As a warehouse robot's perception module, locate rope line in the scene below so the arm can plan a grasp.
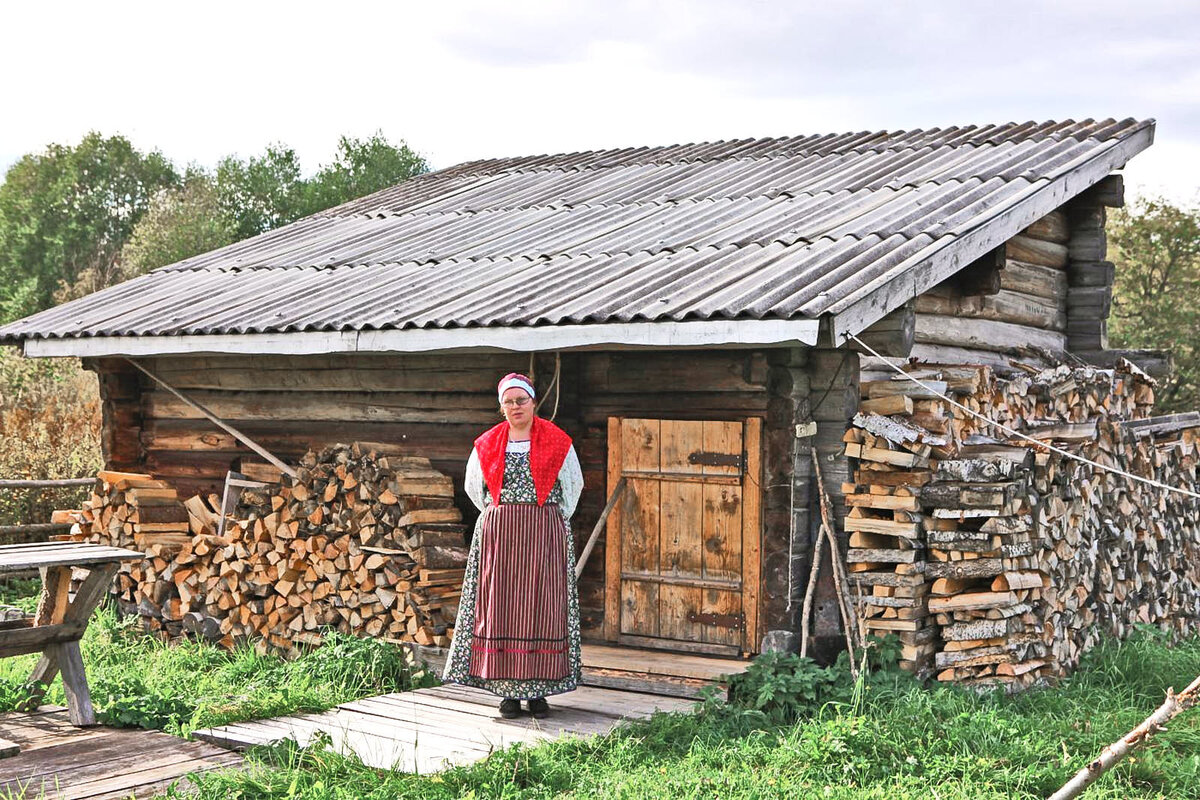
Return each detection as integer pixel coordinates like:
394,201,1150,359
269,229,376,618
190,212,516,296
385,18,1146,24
844,332,1200,501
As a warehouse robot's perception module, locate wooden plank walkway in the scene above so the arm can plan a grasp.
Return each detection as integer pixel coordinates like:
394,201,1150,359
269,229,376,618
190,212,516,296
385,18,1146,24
194,683,694,773
0,706,241,799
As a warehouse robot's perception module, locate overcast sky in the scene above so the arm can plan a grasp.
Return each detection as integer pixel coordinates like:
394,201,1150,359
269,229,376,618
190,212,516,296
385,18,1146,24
3,0,1198,203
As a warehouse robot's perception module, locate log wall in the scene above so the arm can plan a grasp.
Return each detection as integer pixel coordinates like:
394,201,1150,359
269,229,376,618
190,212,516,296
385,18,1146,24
85,347,809,650
862,175,1137,383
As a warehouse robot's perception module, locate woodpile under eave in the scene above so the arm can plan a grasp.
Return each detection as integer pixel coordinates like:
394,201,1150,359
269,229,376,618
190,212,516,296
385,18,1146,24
57,442,469,655
844,356,1198,688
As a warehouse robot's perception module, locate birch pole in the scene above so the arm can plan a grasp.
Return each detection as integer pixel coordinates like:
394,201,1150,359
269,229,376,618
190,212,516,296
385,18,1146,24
1048,673,1200,800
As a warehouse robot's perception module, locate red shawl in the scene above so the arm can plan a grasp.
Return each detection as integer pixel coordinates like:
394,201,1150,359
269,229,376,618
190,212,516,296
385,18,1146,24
474,417,572,507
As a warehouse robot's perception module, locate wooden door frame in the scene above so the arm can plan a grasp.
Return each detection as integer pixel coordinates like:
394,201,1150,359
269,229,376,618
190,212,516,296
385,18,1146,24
603,416,762,654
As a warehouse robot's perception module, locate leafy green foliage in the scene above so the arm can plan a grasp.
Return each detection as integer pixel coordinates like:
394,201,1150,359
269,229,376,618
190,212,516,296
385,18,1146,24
215,132,427,241
215,144,307,242
1110,197,1200,412
301,133,428,216
0,132,178,322
55,173,236,303
27,131,428,309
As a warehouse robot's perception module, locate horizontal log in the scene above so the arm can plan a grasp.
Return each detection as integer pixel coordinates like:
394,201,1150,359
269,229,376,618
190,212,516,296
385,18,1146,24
1006,235,1068,269
144,390,500,425
1123,412,1200,437
924,559,1005,580
1022,211,1070,244
140,419,485,460
914,314,1067,355
1066,287,1112,316
1001,260,1068,302
0,479,95,489
1080,174,1124,208
917,288,1065,330
0,523,71,537
146,364,512,394
1068,229,1107,262
583,351,768,393
1067,261,1115,288
841,302,915,359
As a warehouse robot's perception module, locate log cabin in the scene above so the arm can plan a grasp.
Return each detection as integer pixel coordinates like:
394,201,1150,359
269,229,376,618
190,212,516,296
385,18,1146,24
0,118,1167,671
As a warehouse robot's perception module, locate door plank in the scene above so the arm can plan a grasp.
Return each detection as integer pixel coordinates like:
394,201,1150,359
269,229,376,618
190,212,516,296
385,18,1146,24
619,478,660,637
741,418,763,651
702,420,743,477
660,420,703,474
659,441,704,642
619,579,659,637
701,479,743,647
604,417,623,641
621,419,661,472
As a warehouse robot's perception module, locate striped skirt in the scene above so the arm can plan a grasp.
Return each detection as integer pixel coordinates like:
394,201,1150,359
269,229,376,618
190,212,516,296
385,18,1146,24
467,503,570,682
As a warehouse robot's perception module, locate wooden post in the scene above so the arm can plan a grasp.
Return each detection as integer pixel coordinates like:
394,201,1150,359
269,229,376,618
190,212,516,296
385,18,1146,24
805,345,860,659
764,347,812,643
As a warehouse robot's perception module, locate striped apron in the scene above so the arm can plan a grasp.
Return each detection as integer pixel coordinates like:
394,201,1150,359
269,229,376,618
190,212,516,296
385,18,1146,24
467,503,570,681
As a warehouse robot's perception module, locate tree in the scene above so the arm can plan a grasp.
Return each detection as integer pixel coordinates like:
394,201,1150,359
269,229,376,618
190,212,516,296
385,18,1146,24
1109,197,1200,412
213,132,428,240
54,172,236,304
302,132,428,216
0,133,178,322
214,144,306,241
5,131,428,313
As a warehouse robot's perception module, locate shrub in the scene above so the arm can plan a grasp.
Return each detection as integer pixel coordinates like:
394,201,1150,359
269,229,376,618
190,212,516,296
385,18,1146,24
0,349,101,526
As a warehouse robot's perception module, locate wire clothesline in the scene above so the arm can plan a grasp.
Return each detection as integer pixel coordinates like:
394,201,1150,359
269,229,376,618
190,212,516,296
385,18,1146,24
844,332,1200,502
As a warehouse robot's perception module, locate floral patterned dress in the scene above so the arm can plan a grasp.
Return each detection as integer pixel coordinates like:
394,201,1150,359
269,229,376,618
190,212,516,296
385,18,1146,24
442,441,584,699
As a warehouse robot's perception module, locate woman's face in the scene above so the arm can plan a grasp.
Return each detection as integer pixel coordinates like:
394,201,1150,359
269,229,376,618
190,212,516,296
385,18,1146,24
500,387,534,429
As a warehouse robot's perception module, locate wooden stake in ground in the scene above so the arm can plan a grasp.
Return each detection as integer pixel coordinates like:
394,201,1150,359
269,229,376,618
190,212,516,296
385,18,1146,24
1047,673,1200,800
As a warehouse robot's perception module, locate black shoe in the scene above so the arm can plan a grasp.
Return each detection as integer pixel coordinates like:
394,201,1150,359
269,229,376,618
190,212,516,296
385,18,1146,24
527,697,549,719
499,699,522,719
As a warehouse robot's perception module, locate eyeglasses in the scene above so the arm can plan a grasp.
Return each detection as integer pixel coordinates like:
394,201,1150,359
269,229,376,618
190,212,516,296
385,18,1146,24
501,396,532,408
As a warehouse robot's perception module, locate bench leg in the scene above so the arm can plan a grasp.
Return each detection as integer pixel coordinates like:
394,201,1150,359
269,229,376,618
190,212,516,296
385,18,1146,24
57,641,96,727
21,563,120,713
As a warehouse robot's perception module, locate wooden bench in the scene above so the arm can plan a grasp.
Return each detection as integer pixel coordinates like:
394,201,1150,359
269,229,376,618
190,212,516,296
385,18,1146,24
0,542,143,734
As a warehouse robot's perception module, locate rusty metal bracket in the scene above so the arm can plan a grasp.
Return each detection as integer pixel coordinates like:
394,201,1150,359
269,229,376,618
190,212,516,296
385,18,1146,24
687,451,744,470
687,611,746,630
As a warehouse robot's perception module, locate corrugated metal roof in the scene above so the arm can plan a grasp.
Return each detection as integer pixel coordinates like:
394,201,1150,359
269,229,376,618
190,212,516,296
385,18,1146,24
0,118,1154,346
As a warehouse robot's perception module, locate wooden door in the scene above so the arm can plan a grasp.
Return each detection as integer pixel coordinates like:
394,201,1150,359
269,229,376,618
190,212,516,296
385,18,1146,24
604,417,761,655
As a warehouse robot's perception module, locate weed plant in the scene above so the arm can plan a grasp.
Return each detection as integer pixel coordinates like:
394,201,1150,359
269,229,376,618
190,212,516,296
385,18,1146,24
175,631,1200,799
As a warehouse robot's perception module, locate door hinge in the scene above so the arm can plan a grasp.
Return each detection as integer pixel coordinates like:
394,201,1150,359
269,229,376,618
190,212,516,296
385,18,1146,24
687,451,744,470
688,611,746,630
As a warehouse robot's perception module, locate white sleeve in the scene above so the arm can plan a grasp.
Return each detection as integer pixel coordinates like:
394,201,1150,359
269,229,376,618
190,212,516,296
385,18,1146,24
558,445,584,521
465,447,487,511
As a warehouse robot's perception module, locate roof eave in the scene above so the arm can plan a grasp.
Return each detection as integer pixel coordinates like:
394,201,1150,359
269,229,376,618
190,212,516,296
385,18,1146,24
18,318,821,358
826,120,1155,346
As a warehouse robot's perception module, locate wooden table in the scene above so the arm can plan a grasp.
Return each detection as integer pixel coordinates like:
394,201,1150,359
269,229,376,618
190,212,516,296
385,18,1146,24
0,542,143,728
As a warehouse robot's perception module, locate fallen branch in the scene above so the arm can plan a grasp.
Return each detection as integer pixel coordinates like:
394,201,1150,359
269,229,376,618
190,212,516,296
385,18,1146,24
1048,673,1200,800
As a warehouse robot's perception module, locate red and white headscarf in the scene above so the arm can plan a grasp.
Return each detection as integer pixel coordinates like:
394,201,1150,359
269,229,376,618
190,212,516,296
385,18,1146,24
497,373,536,402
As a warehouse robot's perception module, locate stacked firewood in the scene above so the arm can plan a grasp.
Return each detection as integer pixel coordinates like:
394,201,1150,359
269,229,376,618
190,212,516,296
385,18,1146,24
923,456,1050,686
1036,418,1200,671
842,396,939,674
844,358,1199,687
61,442,468,655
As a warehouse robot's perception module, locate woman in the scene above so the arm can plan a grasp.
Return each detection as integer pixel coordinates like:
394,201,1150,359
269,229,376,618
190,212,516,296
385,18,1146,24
443,372,584,719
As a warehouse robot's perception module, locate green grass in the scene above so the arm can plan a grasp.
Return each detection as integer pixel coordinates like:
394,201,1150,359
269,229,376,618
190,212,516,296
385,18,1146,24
0,580,434,735
173,632,1200,800
4,576,1198,799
